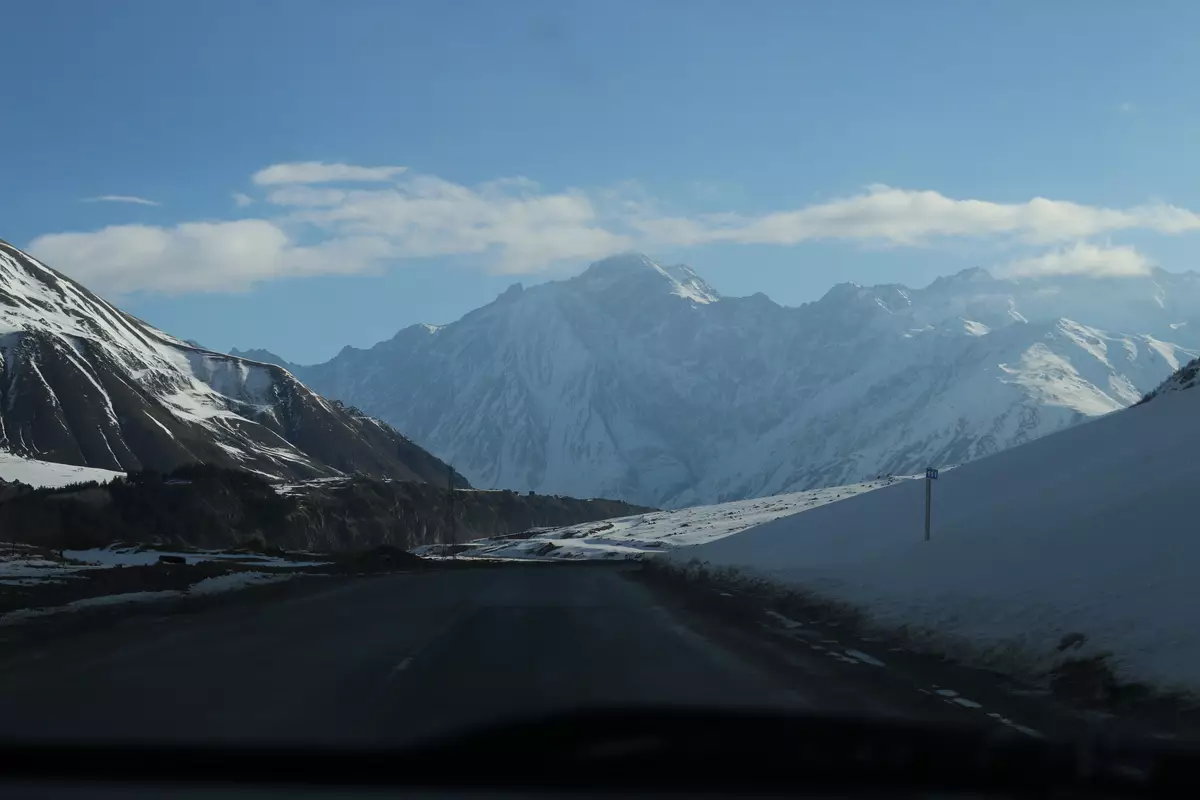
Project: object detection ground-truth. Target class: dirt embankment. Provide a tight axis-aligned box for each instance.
[0,464,651,554]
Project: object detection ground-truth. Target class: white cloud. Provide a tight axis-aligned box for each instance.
[251,161,408,186]
[29,163,1200,295]
[1118,101,1134,113]
[29,220,380,295]
[280,173,631,273]
[634,186,1200,247]
[997,242,1153,279]
[231,192,254,208]
[266,185,348,207]
[81,195,160,207]
[31,169,630,293]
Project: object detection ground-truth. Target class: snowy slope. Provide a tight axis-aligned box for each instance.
[0,450,124,488]
[433,477,903,560]
[674,374,1200,692]
[0,239,459,483]
[263,253,1199,508]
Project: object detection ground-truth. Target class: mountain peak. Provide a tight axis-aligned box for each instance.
[575,253,720,304]
[816,281,864,303]
[928,266,995,290]
[585,252,659,273]
[229,347,295,369]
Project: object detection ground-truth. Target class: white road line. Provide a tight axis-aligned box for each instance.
[844,649,886,667]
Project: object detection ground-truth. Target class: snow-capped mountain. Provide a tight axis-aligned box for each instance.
[0,239,459,484]
[243,253,1200,508]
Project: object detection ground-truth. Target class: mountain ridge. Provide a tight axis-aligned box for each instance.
[240,254,1200,507]
[0,239,465,486]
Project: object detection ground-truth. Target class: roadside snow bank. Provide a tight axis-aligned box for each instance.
[188,572,294,595]
[0,591,182,625]
[0,572,299,626]
[64,545,328,569]
[674,384,1200,692]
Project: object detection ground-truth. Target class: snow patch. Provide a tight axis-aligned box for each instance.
[188,571,295,595]
[0,450,124,488]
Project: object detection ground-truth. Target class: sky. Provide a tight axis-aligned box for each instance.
[2,0,1200,364]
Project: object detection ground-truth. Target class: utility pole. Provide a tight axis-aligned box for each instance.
[924,467,938,541]
[445,462,455,558]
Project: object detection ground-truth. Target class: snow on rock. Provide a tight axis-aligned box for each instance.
[0,450,124,488]
[672,378,1200,692]
[279,257,1200,508]
[961,319,990,337]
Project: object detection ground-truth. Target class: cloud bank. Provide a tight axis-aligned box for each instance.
[31,162,1200,295]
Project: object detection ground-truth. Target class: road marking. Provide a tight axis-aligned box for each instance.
[764,610,804,629]
[844,649,886,667]
[986,712,1044,739]
[750,600,1047,741]
[392,657,413,673]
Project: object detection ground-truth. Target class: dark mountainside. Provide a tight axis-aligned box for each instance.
[0,465,650,554]
[0,239,458,484]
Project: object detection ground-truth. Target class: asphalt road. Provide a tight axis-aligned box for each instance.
[0,564,1026,746]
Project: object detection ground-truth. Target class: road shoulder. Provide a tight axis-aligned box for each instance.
[628,559,1197,742]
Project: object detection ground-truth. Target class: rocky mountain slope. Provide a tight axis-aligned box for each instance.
[0,239,459,484]
[1137,354,1200,403]
[241,254,1200,508]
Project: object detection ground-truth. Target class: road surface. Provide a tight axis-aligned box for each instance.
[0,564,1032,746]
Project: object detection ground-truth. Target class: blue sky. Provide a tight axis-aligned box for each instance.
[2,0,1199,363]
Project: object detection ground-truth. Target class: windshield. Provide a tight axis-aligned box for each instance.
[2,0,1200,764]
